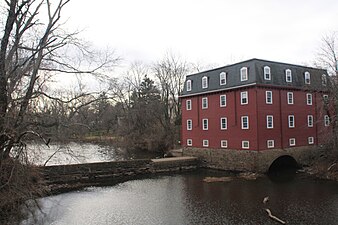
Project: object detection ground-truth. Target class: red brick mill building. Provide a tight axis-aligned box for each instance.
[180,59,332,151]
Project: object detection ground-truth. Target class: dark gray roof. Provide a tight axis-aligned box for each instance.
[181,58,328,97]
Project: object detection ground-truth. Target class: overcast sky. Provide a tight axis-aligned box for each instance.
[62,0,338,68]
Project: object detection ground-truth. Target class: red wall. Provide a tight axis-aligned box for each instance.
[181,86,331,151]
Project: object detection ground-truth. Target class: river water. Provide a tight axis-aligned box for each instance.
[23,169,338,225]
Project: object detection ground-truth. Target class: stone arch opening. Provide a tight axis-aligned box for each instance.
[268,155,300,182]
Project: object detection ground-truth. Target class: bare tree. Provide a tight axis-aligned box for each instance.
[0,0,119,159]
[153,52,190,149]
[0,0,119,222]
[315,31,338,76]
[315,31,338,153]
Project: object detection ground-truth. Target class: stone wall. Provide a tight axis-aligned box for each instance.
[39,157,199,193]
[183,146,324,172]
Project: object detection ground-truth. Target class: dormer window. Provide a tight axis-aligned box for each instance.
[186,80,192,91]
[285,69,292,83]
[304,72,310,84]
[264,66,271,80]
[202,76,208,89]
[220,72,226,85]
[322,74,327,86]
[240,67,248,81]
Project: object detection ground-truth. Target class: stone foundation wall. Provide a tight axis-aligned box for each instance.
[183,146,324,172]
[40,157,199,192]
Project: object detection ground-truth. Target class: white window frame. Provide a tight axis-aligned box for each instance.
[322,74,327,86]
[186,99,192,110]
[221,140,228,148]
[220,117,227,130]
[304,71,311,84]
[266,91,272,104]
[220,72,227,85]
[287,92,294,104]
[323,95,329,103]
[202,97,208,109]
[324,115,330,127]
[266,115,274,129]
[288,115,295,128]
[308,137,314,145]
[202,118,208,130]
[240,67,248,81]
[220,95,226,107]
[186,80,192,91]
[306,93,312,105]
[241,91,248,105]
[289,138,296,146]
[187,139,192,146]
[202,76,208,89]
[241,116,249,129]
[285,69,292,82]
[203,139,209,147]
[264,66,271,80]
[307,115,313,127]
[187,119,192,131]
[267,140,275,148]
[242,141,250,149]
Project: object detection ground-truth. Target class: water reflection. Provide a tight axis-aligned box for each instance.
[28,142,162,165]
[23,170,338,225]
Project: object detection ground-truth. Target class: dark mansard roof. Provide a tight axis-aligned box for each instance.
[181,58,328,97]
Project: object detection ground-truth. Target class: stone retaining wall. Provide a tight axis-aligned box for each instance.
[183,146,323,172]
[39,157,199,193]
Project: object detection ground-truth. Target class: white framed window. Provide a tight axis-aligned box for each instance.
[241,116,249,129]
[186,99,192,110]
[322,74,327,86]
[187,139,192,146]
[287,92,294,104]
[323,95,329,103]
[220,72,227,85]
[289,138,296,146]
[202,97,208,109]
[186,80,192,91]
[202,118,208,130]
[202,76,208,89]
[285,69,292,82]
[241,91,248,105]
[308,137,314,145]
[288,115,295,128]
[266,115,274,129]
[220,117,227,130]
[221,140,228,148]
[220,95,227,107]
[308,115,313,127]
[266,91,272,104]
[187,119,192,130]
[242,140,250,149]
[267,140,275,148]
[264,66,271,80]
[324,115,330,127]
[203,139,209,147]
[304,71,311,84]
[306,93,312,105]
[240,67,248,81]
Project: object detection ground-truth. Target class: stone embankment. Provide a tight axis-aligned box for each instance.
[39,156,199,193]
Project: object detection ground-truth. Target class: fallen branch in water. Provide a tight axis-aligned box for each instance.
[203,177,232,183]
[265,208,286,224]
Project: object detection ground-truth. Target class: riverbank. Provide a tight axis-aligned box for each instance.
[305,156,338,181]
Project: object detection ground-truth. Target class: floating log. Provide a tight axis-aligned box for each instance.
[203,177,232,183]
[265,208,286,224]
[263,196,269,204]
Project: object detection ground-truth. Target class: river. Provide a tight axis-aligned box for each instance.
[22,170,338,225]
[22,143,338,225]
